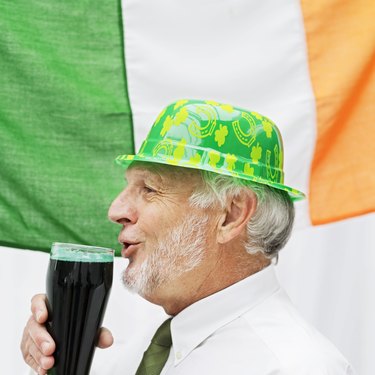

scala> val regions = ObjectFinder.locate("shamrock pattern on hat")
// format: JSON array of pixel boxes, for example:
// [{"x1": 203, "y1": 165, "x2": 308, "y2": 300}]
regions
[{"x1": 116, "y1": 99, "x2": 305, "y2": 201}]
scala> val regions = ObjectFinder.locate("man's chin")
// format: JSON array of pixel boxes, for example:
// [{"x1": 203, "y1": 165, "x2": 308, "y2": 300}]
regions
[
  {"x1": 122, "y1": 270, "x2": 168, "y2": 305},
  {"x1": 122, "y1": 268, "x2": 139, "y2": 292},
  {"x1": 121, "y1": 266, "x2": 151, "y2": 295}
]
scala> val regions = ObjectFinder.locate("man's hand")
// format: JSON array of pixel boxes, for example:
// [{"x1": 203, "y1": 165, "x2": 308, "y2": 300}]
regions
[
  {"x1": 20, "y1": 294, "x2": 55, "y2": 374},
  {"x1": 20, "y1": 294, "x2": 114, "y2": 375}
]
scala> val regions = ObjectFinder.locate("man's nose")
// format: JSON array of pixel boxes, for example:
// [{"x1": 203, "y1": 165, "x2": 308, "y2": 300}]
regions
[{"x1": 108, "y1": 189, "x2": 137, "y2": 225}]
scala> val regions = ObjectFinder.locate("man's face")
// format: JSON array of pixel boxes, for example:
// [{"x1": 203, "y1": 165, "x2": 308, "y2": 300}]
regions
[{"x1": 108, "y1": 164, "x2": 212, "y2": 298}]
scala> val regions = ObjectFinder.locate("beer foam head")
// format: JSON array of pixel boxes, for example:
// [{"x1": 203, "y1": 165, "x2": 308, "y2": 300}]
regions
[{"x1": 51, "y1": 242, "x2": 114, "y2": 262}]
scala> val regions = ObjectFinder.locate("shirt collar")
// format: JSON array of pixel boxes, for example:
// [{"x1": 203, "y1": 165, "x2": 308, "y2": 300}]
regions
[{"x1": 170, "y1": 265, "x2": 280, "y2": 366}]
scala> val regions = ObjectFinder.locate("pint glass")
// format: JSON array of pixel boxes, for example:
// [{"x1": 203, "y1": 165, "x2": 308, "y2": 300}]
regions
[{"x1": 46, "y1": 243, "x2": 114, "y2": 375}]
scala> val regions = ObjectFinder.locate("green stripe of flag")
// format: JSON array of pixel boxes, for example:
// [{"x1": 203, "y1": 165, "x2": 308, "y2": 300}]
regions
[{"x1": 0, "y1": 0, "x2": 132, "y2": 255}]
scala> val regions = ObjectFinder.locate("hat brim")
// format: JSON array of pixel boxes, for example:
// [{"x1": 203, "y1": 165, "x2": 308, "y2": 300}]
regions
[{"x1": 115, "y1": 154, "x2": 306, "y2": 202}]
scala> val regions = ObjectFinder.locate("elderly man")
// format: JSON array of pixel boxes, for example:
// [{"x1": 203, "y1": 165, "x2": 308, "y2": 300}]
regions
[{"x1": 21, "y1": 99, "x2": 354, "y2": 374}]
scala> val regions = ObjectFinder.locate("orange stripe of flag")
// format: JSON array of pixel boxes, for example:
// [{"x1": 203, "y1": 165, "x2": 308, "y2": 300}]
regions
[{"x1": 301, "y1": 0, "x2": 375, "y2": 224}]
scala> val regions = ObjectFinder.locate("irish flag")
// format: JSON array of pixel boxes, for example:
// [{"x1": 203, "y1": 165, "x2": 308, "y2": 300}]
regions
[{"x1": 0, "y1": 1, "x2": 373, "y2": 374}]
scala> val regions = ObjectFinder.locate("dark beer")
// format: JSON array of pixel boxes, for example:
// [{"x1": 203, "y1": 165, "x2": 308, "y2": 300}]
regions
[{"x1": 46, "y1": 243, "x2": 113, "y2": 375}]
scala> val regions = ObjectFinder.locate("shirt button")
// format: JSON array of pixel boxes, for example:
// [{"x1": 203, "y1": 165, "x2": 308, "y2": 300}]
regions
[{"x1": 176, "y1": 351, "x2": 182, "y2": 360}]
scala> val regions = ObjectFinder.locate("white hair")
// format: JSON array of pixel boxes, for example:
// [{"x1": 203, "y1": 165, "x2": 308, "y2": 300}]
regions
[{"x1": 189, "y1": 170, "x2": 295, "y2": 259}]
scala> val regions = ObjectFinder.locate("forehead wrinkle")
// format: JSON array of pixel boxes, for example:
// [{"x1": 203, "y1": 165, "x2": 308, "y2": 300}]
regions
[
  {"x1": 125, "y1": 164, "x2": 164, "y2": 185},
  {"x1": 126, "y1": 162, "x2": 203, "y2": 190}
]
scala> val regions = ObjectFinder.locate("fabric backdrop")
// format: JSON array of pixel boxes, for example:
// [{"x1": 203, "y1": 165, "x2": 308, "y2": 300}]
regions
[
  {"x1": 0, "y1": 0, "x2": 373, "y2": 374},
  {"x1": 0, "y1": 0, "x2": 132, "y2": 253}
]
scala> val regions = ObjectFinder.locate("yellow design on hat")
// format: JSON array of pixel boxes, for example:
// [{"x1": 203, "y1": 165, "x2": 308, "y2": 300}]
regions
[{"x1": 115, "y1": 99, "x2": 305, "y2": 201}]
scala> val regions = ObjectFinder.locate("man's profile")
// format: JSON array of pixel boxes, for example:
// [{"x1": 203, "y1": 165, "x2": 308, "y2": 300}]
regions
[{"x1": 21, "y1": 99, "x2": 355, "y2": 374}]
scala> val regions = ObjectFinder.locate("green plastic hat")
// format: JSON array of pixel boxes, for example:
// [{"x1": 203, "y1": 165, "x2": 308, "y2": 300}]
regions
[{"x1": 116, "y1": 99, "x2": 305, "y2": 201}]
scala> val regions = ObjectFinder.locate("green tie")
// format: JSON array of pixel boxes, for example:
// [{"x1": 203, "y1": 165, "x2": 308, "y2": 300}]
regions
[{"x1": 135, "y1": 318, "x2": 173, "y2": 375}]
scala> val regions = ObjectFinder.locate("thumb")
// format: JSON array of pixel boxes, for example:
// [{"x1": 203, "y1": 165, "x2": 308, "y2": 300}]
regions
[{"x1": 97, "y1": 327, "x2": 114, "y2": 349}]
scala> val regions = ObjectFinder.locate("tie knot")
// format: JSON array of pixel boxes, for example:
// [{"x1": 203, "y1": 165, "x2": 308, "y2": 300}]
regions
[{"x1": 151, "y1": 318, "x2": 172, "y2": 347}]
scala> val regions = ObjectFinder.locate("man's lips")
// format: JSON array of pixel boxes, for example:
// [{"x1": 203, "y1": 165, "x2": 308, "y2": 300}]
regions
[{"x1": 120, "y1": 241, "x2": 141, "y2": 258}]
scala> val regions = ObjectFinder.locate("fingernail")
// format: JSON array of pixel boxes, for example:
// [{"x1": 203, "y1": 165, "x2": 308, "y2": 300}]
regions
[
  {"x1": 36, "y1": 310, "x2": 43, "y2": 322},
  {"x1": 41, "y1": 341, "x2": 50, "y2": 353}
]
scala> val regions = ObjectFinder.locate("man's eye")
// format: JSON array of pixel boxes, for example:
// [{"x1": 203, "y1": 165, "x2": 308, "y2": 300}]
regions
[{"x1": 143, "y1": 185, "x2": 156, "y2": 194}]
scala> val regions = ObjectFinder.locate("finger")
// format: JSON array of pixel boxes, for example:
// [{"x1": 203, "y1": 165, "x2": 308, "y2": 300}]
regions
[
  {"x1": 31, "y1": 294, "x2": 48, "y2": 324},
  {"x1": 28, "y1": 337, "x2": 55, "y2": 371},
  {"x1": 20, "y1": 321, "x2": 40, "y2": 361},
  {"x1": 22, "y1": 336, "x2": 46, "y2": 375},
  {"x1": 37, "y1": 367, "x2": 48, "y2": 375},
  {"x1": 97, "y1": 327, "x2": 114, "y2": 349},
  {"x1": 20, "y1": 321, "x2": 31, "y2": 356},
  {"x1": 24, "y1": 353, "x2": 43, "y2": 374},
  {"x1": 27, "y1": 316, "x2": 55, "y2": 355},
  {"x1": 21, "y1": 326, "x2": 53, "y2": 375}
]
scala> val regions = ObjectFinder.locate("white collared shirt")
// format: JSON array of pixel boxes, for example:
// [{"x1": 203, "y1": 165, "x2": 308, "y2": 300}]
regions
[{"x1": 161, "y1": 265, "x2": 355, "y2": 375}]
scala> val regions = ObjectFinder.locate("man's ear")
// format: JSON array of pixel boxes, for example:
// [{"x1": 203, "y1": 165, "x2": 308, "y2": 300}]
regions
[{"x1": 217, "y1": 191, "x2": 257, "y2": 244}]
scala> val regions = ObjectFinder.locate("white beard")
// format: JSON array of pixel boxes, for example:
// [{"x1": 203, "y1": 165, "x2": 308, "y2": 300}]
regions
[{"x1": 122, "y1": 213, "x2": 208, "y2": 296}]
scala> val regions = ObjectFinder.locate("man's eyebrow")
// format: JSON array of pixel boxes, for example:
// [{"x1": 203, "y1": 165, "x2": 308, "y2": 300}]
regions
[
  {"x1": 143, "y1": 172, "x2": 164, "y2": 186},
  {"x1": 125, "y1": 168, "x2": 164, "y2": 184}
]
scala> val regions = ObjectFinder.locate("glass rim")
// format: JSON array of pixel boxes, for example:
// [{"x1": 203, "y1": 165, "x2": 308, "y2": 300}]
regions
[
  {"x1": 51, "y1": 242, "x2": 114, "y2": 262},
  {"x1": 52, "y1": 242, "x2": 114, "y2": 253}
]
